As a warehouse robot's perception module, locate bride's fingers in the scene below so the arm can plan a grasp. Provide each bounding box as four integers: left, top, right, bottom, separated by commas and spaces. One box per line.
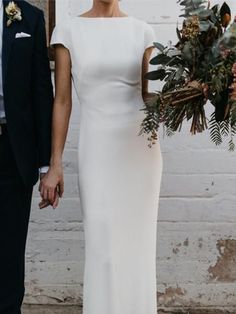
39, 201, 46, 209
53, 193, 60, 209
59, 181, 64, 197
43, 188, 48, 202
39, 199, 50, 209
48, 188, 55, 204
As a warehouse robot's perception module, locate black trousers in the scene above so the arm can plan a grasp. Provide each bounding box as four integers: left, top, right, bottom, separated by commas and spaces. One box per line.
0, 127, 33, 314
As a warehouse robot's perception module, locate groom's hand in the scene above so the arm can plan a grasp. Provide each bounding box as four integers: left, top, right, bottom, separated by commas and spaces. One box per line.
39, 166, 64, 209
38, 173, 51, 209
39, 190, 60, 209
38, 173, 61, 209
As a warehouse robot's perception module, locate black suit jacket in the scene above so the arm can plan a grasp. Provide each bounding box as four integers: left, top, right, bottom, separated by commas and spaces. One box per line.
2, 0, 54, 187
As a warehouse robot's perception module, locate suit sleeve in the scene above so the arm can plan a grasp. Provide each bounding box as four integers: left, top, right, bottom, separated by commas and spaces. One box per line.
31, 10, 54, 168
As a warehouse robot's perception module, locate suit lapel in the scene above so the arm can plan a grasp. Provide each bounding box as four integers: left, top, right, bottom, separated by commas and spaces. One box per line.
2, 0, 21, 84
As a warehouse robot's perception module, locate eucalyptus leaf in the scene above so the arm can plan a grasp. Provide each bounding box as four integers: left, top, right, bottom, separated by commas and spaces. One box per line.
145, 69, 166, 81
199, 21, 210, 32
167, 56, 183, 67
175, 67, 184, 80
198, 9, 212, 18
211, 4, 219, 14
150, 54, 171, 65
165, 71, 176, 82
220, 2, 231, 17
210, 13, 217, 24
182, 42, 193, 61
153, 42, 165, 52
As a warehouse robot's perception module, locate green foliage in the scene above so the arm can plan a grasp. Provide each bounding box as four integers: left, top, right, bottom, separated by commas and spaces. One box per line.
145, 69, 166, 80
209, 113, 223, 146
140, 0, 236, 151
177, 0, 208, 18
140, 95, 162, 147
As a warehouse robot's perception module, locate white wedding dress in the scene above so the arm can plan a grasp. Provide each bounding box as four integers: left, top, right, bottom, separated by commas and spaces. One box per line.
51, 16, 163, 314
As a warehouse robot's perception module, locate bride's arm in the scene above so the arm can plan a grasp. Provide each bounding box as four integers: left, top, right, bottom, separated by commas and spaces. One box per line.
50, 45, 72, 175
142, 47, 155, 103
40, 45, 72, 208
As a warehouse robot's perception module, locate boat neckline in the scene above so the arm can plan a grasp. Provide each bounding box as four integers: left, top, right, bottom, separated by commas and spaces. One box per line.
77, 16, 132, 20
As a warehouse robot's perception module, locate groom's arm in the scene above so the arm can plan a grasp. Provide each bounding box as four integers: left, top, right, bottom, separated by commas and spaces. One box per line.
31, 10, 54, 169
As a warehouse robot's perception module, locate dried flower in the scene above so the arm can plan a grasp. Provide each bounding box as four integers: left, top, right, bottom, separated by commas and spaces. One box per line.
182, 16, 200, 39
220, 45, 231, 59
5, 2, 22, 27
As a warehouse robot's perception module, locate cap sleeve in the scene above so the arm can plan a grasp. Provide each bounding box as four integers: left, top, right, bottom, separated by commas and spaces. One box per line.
50, 21, 70, 50
144, 23, 155, 50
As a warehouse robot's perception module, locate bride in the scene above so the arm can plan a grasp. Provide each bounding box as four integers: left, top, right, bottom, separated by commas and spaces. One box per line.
40, 0, 163, 313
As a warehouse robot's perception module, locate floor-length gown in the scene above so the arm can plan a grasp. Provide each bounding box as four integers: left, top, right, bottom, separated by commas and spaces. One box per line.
51, 16, 163, 314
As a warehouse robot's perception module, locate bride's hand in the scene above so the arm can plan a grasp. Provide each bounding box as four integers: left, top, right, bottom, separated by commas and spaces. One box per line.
39, 164, 64, 208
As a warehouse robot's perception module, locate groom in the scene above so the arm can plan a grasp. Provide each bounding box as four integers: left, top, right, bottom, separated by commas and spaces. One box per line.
0, 0, 53, 313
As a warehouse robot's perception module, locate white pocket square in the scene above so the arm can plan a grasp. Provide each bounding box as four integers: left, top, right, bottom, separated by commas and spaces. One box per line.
15, 32, 31, 39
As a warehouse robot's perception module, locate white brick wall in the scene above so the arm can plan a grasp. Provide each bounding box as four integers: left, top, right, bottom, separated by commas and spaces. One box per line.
25, 0, 236, 310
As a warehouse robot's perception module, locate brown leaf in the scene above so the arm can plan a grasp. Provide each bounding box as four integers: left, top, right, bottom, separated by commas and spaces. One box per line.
220, 3, 231, 28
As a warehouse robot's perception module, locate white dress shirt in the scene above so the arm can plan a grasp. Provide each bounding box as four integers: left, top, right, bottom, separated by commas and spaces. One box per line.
0, 3, 49, 174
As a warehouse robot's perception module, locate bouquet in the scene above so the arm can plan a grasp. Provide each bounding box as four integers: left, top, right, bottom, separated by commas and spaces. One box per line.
140, 0, 236, 150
